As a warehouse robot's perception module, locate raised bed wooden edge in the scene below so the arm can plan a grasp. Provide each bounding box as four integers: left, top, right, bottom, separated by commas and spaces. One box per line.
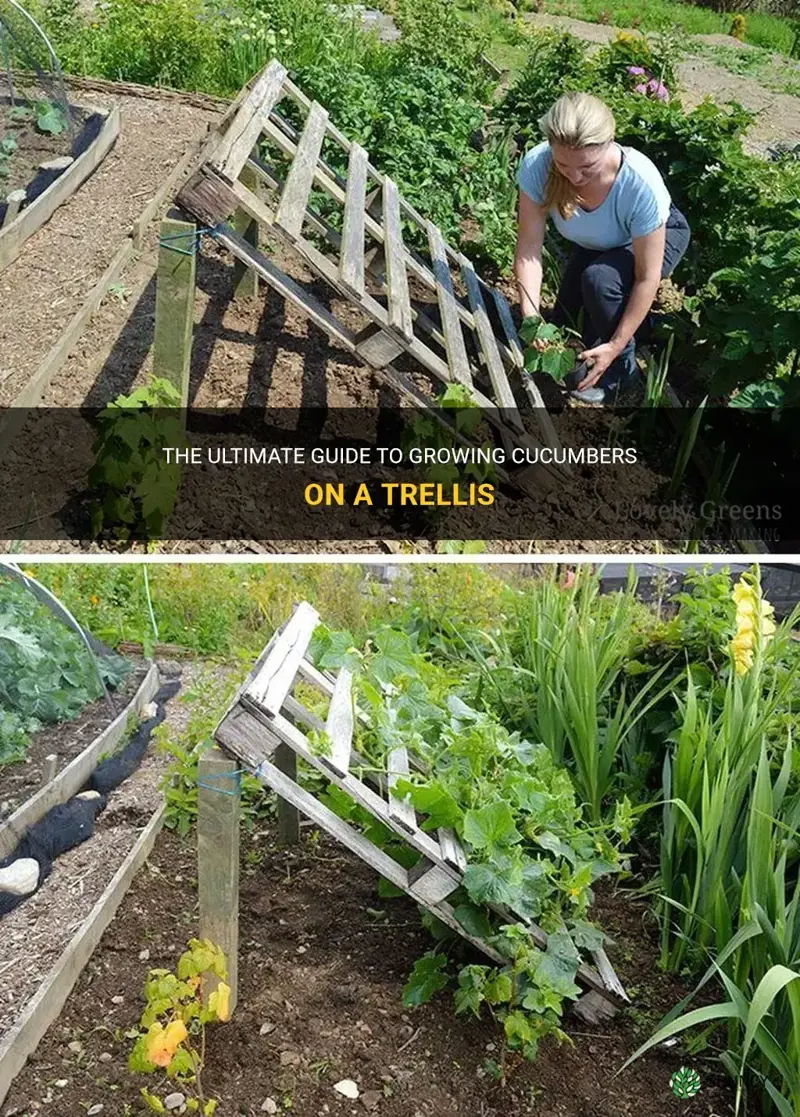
0, 105, 120, 274
0, 800, 166, 1106
0, 660, 160, 861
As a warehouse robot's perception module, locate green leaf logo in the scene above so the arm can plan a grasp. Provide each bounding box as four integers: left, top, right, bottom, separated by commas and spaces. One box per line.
670, 1067, 701, 1098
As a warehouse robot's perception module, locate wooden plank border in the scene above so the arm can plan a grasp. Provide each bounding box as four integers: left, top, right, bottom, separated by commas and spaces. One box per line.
0, 107, 120, 274
0, 661, 159, 861
0, 801, 166, 1107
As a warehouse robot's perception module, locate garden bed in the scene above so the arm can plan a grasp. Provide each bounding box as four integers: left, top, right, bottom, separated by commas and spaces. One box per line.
0, 661, 192, 1104
0, 94, 119, 273
0, 823, 736, 1117
0, 658, 148, 821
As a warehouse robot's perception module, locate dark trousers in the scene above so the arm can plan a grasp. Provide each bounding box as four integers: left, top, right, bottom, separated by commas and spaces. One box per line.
551, 203, 691, 389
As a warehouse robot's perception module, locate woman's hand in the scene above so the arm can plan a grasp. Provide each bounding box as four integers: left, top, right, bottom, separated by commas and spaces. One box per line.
577, 341, 622, 387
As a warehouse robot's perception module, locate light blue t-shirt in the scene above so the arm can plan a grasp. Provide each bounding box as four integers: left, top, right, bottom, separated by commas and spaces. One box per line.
516, 142, 672, 250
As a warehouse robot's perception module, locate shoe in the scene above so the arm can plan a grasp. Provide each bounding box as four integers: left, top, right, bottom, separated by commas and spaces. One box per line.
569, 385, 606, 405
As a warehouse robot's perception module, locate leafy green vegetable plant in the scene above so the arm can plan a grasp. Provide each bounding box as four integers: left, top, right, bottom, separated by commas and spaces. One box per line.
88, 377, 184, 541
519, 317, 579, 382
0, 576, 129, 764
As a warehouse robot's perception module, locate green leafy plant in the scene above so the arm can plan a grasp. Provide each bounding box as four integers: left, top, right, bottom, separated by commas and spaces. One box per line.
0, 575, 129, 764
310, 618, 626, 1055
519, 317, 579, 383
88, 377, 184, 541
36, 100, 67, 135
128, 938, 229, 1114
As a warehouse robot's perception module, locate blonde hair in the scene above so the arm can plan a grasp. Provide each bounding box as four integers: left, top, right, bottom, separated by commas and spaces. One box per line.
538, 92, 616, 219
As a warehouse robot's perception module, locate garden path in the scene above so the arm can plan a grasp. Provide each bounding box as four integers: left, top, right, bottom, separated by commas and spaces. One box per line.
524, 11, 800, 153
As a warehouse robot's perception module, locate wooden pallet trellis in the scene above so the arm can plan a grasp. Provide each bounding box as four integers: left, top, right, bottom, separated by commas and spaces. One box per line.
203, 602, 628, 1025
173, 59, 566, 493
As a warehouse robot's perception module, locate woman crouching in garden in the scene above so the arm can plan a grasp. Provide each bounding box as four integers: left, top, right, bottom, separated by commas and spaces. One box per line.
514, 91, 690, 404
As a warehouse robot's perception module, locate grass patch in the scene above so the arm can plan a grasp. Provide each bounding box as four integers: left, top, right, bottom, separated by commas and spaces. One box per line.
539, 0, 796, 53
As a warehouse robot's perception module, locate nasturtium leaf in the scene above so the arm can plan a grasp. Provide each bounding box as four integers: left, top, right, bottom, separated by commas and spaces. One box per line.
402, 952, 449, 1006
377, 877, 406, 899
463, 802, 522, 850
453, 903, 494, 941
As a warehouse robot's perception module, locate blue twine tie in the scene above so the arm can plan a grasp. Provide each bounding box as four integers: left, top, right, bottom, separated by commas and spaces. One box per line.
159, 223, 223, 257
196, 766, 245, 796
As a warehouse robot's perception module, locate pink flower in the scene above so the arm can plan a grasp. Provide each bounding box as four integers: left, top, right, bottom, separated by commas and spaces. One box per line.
562, 570, 576, 589
627, 65, 646, 75
634, 82, 648, 94
647, 78, 670, 101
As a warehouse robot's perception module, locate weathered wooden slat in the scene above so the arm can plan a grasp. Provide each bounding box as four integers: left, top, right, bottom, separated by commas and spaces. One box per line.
247, 601, 320, 713
426, 222, 471, 388
386, 745, 416, 832
275, 101, 329, 240
211, 60, 287, 181
339, 143, 368, 296
383, 177, 413, 342
354, 325, 405, 369
593, 947, 630, 1002
247, 706, 447, 868
215, 705, 282, 771
252, 755, 410, 888
438, 827, 467, 873
461, 255, 523, 429
492, 286, 525, 369
408, 858, 459, 905
213, 222, 358, 352
491, 287, 563, 455
323, 668, 354, 778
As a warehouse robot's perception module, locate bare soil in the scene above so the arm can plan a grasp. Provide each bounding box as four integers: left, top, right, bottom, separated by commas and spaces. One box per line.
523, 13, 800, 153
0, 659, 146, 819
1, 821, 736, 1117
0, 660, 192, 1042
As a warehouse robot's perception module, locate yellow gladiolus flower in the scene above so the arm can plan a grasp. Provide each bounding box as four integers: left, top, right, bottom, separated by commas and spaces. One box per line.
144, 1019, 188, 1067
729, 574, 775, 676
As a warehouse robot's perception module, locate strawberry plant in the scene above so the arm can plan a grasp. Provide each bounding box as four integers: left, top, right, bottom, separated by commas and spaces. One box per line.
128, 938, 231, 1114
88, 377, 185, 541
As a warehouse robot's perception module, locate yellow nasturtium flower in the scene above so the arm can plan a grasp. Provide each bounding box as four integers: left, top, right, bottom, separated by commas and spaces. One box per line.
208, 981, 231, 1022
144, 1019, 189, 1067
730, 574, 775, 676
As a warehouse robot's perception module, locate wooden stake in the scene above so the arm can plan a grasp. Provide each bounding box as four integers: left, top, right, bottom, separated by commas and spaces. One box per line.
153, 208, 197, 407
197, 745, 240, 1015
233, 162, 259, 300
273, 743, 300, 845
40, 754, 58, 788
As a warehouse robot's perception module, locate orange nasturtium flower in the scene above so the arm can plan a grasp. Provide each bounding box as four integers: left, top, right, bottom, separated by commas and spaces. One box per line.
730, 575, 776, 676
90, 594, 100, 605
144, 1019, 189, 1067
208, 981, 231, 1022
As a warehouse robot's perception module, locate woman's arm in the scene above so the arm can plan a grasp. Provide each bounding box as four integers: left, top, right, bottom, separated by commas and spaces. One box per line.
514, 190, 549, 319
579, 223, 665, 386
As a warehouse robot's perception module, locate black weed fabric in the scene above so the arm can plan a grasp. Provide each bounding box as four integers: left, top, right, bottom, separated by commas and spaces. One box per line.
0, 676, 181, 917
